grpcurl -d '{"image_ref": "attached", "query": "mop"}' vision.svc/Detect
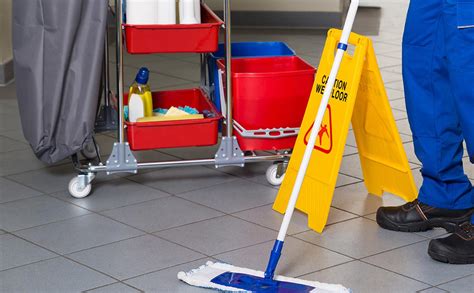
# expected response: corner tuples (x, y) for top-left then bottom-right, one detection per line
(178, 1), (359, 291)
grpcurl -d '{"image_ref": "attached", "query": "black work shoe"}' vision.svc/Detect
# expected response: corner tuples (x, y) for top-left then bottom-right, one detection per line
(376, 200), (474, 233)
(428, 222), (474, 264)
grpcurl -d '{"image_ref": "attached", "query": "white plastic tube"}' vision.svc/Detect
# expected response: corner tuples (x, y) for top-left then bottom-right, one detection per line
(126, 0), (160, 25)
(194, 0), (201, 23)
(180, 0), (199, 24)
(276, 0), (360, 242)
(157, 0), (176, 24)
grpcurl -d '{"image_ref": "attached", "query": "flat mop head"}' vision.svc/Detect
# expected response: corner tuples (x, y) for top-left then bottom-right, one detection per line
(178, 262), (350, 293)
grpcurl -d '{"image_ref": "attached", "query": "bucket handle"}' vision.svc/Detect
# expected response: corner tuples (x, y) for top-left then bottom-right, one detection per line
(233, 120), (299, 139)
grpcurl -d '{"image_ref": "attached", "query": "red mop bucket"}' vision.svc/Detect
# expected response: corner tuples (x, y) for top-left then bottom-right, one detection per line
(218, 56), (316, 151)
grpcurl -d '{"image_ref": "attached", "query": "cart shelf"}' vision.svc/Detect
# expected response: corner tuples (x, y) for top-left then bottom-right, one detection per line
(124, 88), (222, 150)
(124, 3), (223, 54)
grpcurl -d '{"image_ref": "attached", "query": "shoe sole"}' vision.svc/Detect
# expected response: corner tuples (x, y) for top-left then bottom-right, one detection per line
(376, 209), (473, 233)
(428, 249), (474, 264)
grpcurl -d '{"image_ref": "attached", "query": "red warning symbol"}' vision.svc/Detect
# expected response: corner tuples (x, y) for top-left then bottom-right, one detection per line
(304, 104), (333, 154)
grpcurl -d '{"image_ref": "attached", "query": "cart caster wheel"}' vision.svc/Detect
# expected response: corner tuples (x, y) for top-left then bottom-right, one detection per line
(68, 177), (92, 199)
(81, 142), (99, 160)
(266, 164), (285, 186)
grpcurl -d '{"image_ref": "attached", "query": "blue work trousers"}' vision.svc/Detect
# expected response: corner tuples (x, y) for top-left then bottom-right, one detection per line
(403, 0), (474, 222)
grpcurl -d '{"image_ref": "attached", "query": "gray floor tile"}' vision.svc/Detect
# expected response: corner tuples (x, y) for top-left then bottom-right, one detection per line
(372, 42), (402, 55)
(340, 154), (364, 179)
(397, 118), (413, 136)
(215, 237), (352, 278)
(380, 49), (402, 59)
(0, 113), (22, 133)
(125, 259), (214, 293)
(129, 166), (238, 195)
(0, 257), (114, 293)
(302, 261), (429, 293)
(419, 288), (448, 293)
(385, 88), (405, 100)
(390, 97), (407, 112)
(217, 160), (273, 181)
(51, 178), (169, 212)
(233, 204), (358, 235)
(0, 135), (28, 152)
(385, 80), (405, 91)
(0, 177), (42, 204)
(332, 182), (407, 216)
(7, 164), (120, 194)
(156, 216), (277, 256)
(378, 56), (402, 69)
(146, 59), (201, 82)
(102, 196), (224, 233)
(0, 234), (56, 271)
(404, 142), (422, 165)
(86, 282), (140, 293)
(363, 241), (474, 285)
(438, 275), (474, 292)
(383, 64), (403, 74)
(344, 145), (359, 156)
(393, 108), (408, 120)
(0, 196), (90, 232)
(0, 149), (49, 177)
(177, 179), (277, 214)
(0, 129), (29, 144)
(462, 156), (474, 180)
(380, 69), (403, 83)
(336, 173), (362, 187)
(15, 214), (144, 254)
(69, 235), (203, 280)
(295, 218), (425, 259)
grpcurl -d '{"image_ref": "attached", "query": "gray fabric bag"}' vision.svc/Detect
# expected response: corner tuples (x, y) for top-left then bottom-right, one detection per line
(13, 0), (107, 164)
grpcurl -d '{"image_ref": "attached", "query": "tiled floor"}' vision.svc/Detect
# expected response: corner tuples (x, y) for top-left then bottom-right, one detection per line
(1, 0), (473, 292)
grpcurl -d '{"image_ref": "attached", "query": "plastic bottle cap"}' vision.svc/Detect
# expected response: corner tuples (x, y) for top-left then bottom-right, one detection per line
(135, 67), (150, 84)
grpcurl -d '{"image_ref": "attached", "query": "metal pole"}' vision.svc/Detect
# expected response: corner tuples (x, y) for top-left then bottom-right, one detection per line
(115, 0), (125, 143)
(104, 21), (110, 107)
(224, 0), (233, 137)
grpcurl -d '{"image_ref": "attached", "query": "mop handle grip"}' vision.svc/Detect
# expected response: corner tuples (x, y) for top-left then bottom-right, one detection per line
(276, 0), (360, 242)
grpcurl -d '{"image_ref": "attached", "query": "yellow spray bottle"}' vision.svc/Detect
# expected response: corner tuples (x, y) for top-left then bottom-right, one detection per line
(128, 67), (153, 122)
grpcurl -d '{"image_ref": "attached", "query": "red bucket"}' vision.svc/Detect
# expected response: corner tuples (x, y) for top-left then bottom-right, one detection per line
(218, 56), (316, 151)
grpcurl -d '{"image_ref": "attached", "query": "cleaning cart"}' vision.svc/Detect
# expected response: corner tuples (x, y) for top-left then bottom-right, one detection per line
(67, 0), (316, 198)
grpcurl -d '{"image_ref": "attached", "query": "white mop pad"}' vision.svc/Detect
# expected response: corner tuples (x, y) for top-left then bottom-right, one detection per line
(178, 262), (350, 293)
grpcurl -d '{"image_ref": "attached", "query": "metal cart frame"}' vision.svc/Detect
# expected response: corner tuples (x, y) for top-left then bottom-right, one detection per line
(69, 0), (290, 198)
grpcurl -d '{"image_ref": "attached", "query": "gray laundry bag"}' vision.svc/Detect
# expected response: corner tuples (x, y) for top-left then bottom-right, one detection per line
(12, 0), (107, 164)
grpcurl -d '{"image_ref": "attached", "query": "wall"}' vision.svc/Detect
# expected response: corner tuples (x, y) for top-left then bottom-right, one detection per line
(0, 0), (13, 85)
(0, 0), (12, 64)
(206, 0), (342, 12)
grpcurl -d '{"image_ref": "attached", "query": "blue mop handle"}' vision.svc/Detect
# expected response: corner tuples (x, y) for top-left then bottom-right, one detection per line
(264, 240), (284, 279)
(263, 0), (360, 281)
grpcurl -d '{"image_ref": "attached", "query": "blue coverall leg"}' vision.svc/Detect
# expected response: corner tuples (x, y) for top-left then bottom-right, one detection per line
(402, 0), (474, 223)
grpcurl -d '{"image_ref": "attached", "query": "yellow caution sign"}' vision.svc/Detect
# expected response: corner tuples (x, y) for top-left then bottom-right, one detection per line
(273, 29), (417, 233)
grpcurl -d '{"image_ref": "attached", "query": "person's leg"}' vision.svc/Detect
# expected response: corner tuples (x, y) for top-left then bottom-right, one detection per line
(442, 0), (474, 224)
(376, 0), (474, 232)
(427, 0), (474, 264)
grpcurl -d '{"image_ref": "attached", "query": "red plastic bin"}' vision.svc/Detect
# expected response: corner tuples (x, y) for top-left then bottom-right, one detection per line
(124, 3), (223, 54)
(124, 89), (222, 151)
(218, 56), (316, 151)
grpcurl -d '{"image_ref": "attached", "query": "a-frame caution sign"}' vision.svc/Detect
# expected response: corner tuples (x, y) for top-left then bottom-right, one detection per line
(273, 29), (417, 233)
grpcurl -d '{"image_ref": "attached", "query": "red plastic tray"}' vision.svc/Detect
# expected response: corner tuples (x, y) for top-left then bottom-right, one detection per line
(218, 56), (316, 151)
(124, 89), (222, 150)
(124, 3), (223, 54)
